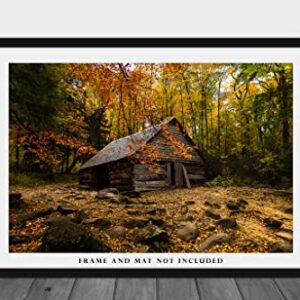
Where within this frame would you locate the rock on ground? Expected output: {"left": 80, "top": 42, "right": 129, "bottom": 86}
{"left": 57, "top": 204, "right": 78, "bottom": 215}
{"left": 226, "top": 201, "right": 240, "bottom": 211}
{"left": 199, "top": 233, "right": 231, "bottom": 251}
{"left": 269, "top": 241, "right": 292, "bottom": 252}
{"left": 9, "top": 191, "right": 23, "bottom": 208}
{"left": 176, "top": 222, "right": 199, "bottom": 242}
{"left": 106, "top": 226, "right": 126, "bottom": 238}
{"left": 96, "top": 189, "right": 119, "bottom": 201}
{"left": 42, "top": 217, "right": 110, "bottom": 252}
{"left": 123, "top": 217, "right": 149, "bottom": 228}
{"left": 121, "top": 191, "right": 141, "bottom": 198}
{"left": 135, "top": 225, "right": 169, "bottom": 244}
{"left": 32, "top": 192, "right": 53, "bottom": 202}
{"left": 275, "top": 231, "right": 293, "bottom": 242}
{"left": 216, "top": 218, "right": 237, "bottom": 229}
{"left": 205, "top": 209, "right": 221, "bottom": 220}
{"left": 82, "top": 218, "right": 112, "bottom": 227}
{"left": 263, "top": 218, "right": 283, "bottom": 228}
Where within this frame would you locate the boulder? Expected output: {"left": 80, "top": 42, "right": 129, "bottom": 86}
{"left": 283, "top": 207, "right": 293, "bottom": 214}
{"left": 121, "top": 191, "right": 141, "bottom": 198}
{"left": 206, "top": 224, "right": 217, "bottom": 232}
{"left": 80, "top": 203, "right": 100, "bottom": 213}
{"left": 100, "top": 188, "right": 119, "bottom": 195}
{"left": 96, "top": 189, "right": 119, "bottom": 201}
{"left": 205, "top": 209, "right": 221, "bottom": 220}
{"left": 32, "top": 192, "right": 53, "bottom": 202}
{"left": 176, "top": 223, "right": 199, "bottom": 242}
{"left": 226, "top": 201, "right": 240, "bottom": 211}
{"left": 9, "top": 233, "right": 43, "bottom": 244}
{"left": 18, "top": 207, "right": 54, "bottom": 226}
{"left": 149, "top": 217, "right": 165, "bottom": 227}
{"left": 184, "top": 200, "right": 196, "bottom": 205}
{"left": 57, "top": 204, "right": 78, "bottom": 215}
{"left": 9, "top": 191, "right": 22, "bottom": 208}
{"left": 237, "top": 198, "right": 248, "bottom": 206}
{"left": 204, "top": 200, "right": 212, "bottom": 207}
{"left": 216, "top": 218, "right": 237, "bottom": 229}
{"left": 146, "top": 208, "right": 167, "bottom": 215}
{"left": 135, "top": 225, "right": 169, "bottom": 243}
{"left": 269, "top": 241, "right": 292, "bottom": 253}
{"left": 122, "top": 217, "right": 149, "bottom": 228}
{"left": 120, "top": 196, "right": 137, "bottom": 204}
{"left": 199, "top": 233, "right": 231, "bottom": 251}
{"left": 275, "top": 231, "right": 293, "bottom": 242}
{"left": 41, "top": 217, "right": 110, "bottom": 252}
{"left": 82, "top": 218, "right": 112, "bottom": 227}
{"left": 263, "top": 218, "right": 283, "bottom": 228}
{"left": 126, "top": 209, "right": 140, "bottom": 216}
{"left": 204, "top": 200, "right": 221, "bottom": 209}
{"left": 106, "top": 226, "right": 126, "bottom": 238}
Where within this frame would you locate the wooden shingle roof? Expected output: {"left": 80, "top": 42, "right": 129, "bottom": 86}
{"left": 79, "top": 118, "right": 174, "bottom": 171}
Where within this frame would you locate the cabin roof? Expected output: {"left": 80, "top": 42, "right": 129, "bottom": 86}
{"left": 79, "top": 117, "right": 202, "bottom": 171}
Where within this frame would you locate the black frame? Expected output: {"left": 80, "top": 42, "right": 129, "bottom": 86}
{"left": 0, "top": 38, "right": 300, "bottom": 48}
{"left": 2, "top": 38, "right": 299, "bottom": 277}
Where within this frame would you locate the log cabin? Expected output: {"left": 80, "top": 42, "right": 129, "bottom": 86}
{"left": 78, "top": 117, "right": 206, "bottom": 192}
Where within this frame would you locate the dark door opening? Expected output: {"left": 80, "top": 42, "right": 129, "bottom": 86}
{"left": 93, "top": 165, "right": 109, "bottom": 189}
{"left": 170, "top": 162, "right": 176, "bottom": 186}
{"left": 167, "top": 162, "right": 184, "bottom": 187}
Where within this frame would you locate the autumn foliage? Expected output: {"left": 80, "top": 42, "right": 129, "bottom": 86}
{"left": 9, "top": 63, "right": 292, "bottom": 186}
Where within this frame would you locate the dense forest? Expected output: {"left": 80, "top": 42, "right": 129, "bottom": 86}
{"left": 9, "top": 63, "right": 293, "bottom": 187}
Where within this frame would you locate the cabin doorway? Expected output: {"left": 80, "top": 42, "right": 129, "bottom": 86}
{"left": 167, "top": 162, "right": 184, "bottom": 188}
{"left": 92, "top": 165, "right": 109, "bottom": 189}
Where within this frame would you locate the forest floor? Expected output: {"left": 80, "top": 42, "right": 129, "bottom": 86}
{"left": 9, "top": 182, "right": 293, "bottom": 253}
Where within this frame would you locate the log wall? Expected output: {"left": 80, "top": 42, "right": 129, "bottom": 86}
{"left": 133, "top": 163, "right": 168, "bottom": 192}
{"left": 108, "top": 159, "right": 134, "bottom": 191}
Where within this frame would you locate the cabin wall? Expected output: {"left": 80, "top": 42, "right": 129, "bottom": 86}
{"left": 108, "top": 159, "right": 134, "bottom": 191}
{"left": 146, "top": 123, "right": 204, "bottom": 164}
{"left": 79, "top": 120, "right": 206, "bottom": 192}
{"left": 79, "top": 164, "right": 110, "bottom": 189}
{"left": 132, "top": 121, "right": 206, "bottom": 191}
{"left": 79, "top": 169, "right": 94, "bottom": 188}
{"left": 133, "top": 163, "right": 168, "bottom": 192}
{"left": 133, "top": 161, "right": 205, "bottom": 192}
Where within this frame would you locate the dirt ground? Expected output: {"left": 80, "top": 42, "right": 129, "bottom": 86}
{"left": 9, "top": 183, "right": 293, "bottom": 253}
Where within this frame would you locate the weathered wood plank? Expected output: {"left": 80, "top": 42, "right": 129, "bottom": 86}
{"left": 109, "top": 172, "right": 132, "bottom": 180}
{"left": 111, "top": 185, "right": 133, "bottom": 191}
{"left": 134, "top": 180, "right": 167, "bottom": 188}
{"left": 182, "top": 165, "right": 191, "bottom": 188}
{"left": 274, "top": 278, "right": 300, "bottom": 300}
{"left": 235, "top": 278, "right": 285, "bottom": 300}
{"left": 166, "top": 163, "right": 172, "bottom": 186}
{"left": 188, "top": 174, "right": 206, "bottom": 180}
{"left": 175, "top": 162, "right": 184, "bottom": 187}
{"left": 115, "top": 278, "right": 156, "bottom": 300}
{"left": 25, "top": 278, "right": 76, "bottom": 300}
{"left": 185, "top": 165, "right": 205, "bottom": 173}
{"left": 158, "top": 278, "right": 199, "bottom": 300}
{"left": 196, "top": 278, "right": 242, "bottom": 300}
{"left": 109, "top": 161, "right": 133, "bottom": 171}
{"left": 134, "top": 173, "right": 164, "bottom": 181}
{"left": 110, "top": 179, "right": 132, "bottom": 186}
{"left": 0, "top": 278, "right": 35, "bottom": 300}
{"left": 69, "top": 278, "right": 115, "bottom": 300}
{"left": 134, "top": 164, "right": 166, "bottom": 176}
